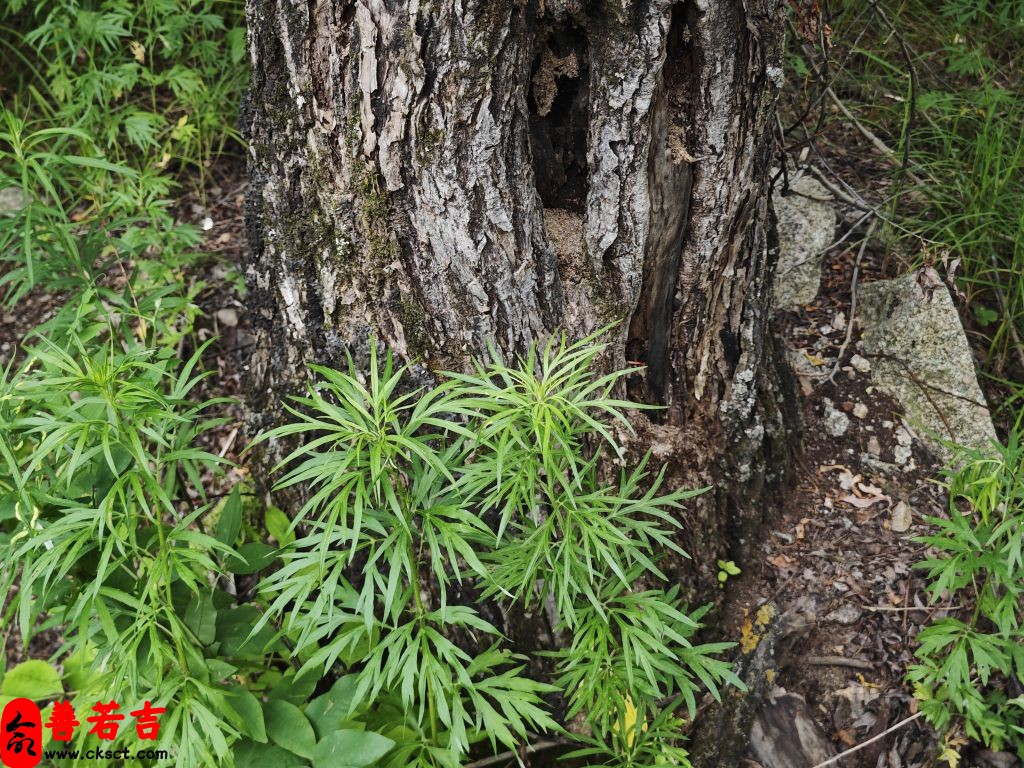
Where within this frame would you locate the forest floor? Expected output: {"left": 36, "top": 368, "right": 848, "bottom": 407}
{"left": 173, "top": 146, "right": 1011, "bottom": 768}
{"left": 713, "top": 119, "right": 1017, "bottom": 766}
{"left": 1, "top": 160, "right": 1002, "bottom": 768}
{"left": 721, "top": 223, "right": 948, "bottom": 768}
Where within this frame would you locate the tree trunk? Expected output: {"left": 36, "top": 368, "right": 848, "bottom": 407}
{"left": 243, "top": 0, "right": 793, "bottom": 597}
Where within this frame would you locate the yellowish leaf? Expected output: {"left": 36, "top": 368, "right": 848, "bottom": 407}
{"left": 611, "top": 696, "right": 647, "bottom": 748}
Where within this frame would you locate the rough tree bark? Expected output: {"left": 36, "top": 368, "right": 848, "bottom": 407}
{"left": 243, "top": 0, "right": 793, "bottom": 600}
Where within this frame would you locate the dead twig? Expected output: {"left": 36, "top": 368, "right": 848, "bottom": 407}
{"left": 823, "top": 86, "right": 927, "bottom": 187}
{"left": 808, "top": 710, "right": 924, "bottom": 768}
{"left": 803, "top": 150, "right": 941, "bottom": 245}
{"left": 859, "top": 604, "right": 960, "bottom": 613}
{"left": 803, "top": 655, "right": 875, "bottom": 671}
{"left": 861, "top": 352, "right": 961, "bottom": 442}
{"left": 866, "top": 0, "right": 920, "bottom": 173}
{"left": 826, "top": 220, "right": 877, "bottom": 384}
{"left": 462, "top": 740, "right": 568, "bottom": 768}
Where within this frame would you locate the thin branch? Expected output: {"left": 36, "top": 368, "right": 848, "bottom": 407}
{"left": 866, "top": 0, "right": 919, "bottom": 173}
{"left": 808, "top": 710, "right": 924, "bottom": 768}
{"left": 822, "top": 86, "right": 927, "bottom": 188}
{"left": 860, "top": 603, "right": 961, "bottom": 613}
{"left": 827, "top": 221, "right": 877, "bottom": 384}
{"left": 804, "top": 655, "right": 875, "bottom": 671}
{"left": 462, "top": 740, "right": 569, "bottom": 768}
{"left": 862, "top": 352, "right": 975, "bottom": 443}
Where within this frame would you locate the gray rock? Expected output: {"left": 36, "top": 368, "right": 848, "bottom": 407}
{"left": 772, "top": 174, "right": 836, "bottom": 309}
{"left": 858, "top": 269, "right": 998, "bottom": 461}
{"left": 823, "top": 398, "right": 850, "bottom": 437}
{"left": 850, "top": 354, "right": 871, "bottom": 373}
{"left": 216, "top": 307, "right": 239, "bottom": 327}
{"left": 890, "top": 501, "right": 912, "bottom": 532}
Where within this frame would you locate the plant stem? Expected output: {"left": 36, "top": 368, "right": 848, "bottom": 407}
{"left": 408, "top": 526, "right": 439, "bottom": 744}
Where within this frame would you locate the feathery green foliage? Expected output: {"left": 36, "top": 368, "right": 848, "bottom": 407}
{"left": 909, "top": 428, "right": 1024, "bottom": 757}
{"left": 254, "top": 334, "right": 737, "bottom": 768}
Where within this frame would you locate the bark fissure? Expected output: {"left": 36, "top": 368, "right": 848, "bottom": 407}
{"left": 245, "top": 0, "right": 792, "bottom": 602}
{"left": 626, "top": 0, "right": 696, "bottom": 406}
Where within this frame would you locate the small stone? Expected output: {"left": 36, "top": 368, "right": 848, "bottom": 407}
{"left": 825, "top": 604, "right": 861, "bottom": 624}
{"left": 890, "top": 501, "right": 912, "bottom": 532}
{"left": 894, "top": 444, "right": 913, "bottom": 466}
{"left": 852, "top": 403, "right": 868, "bottom": 419}
{"left": 882, "top": 420, "right": 894, "bottom": 429}
{"left": 216, "top": 308, "right": 239, "bottom": 327}
{"left": 867, "top": 436, "right": 881, "bottom": 455}
{"left": 819, "top": 325, "right": 833, "bottom": 335}
{"left": 832, "top": 311, "right": 846, "bottom": 331}
{"left": 823, "top": 399, "right": 850, "bottom": 437}
{"left": 850, "top": 354, "right": 871, "bottom": 373}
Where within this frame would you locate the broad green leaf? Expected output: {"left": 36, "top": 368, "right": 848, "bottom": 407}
{"left": 313, "top": 729, "right": 395, "bottom": 768}
{"left": 185, "top": 592, "right": 217, "bottom": 646}
{"left": 269, "top": 668, "right": 318, "bottom": 705}
{"left": 1, "top": 660, "right": 63, "bottom": 698}
{"left": 233, "top": 738, "right": 307, "bottom": 767}
{"left": 215, "top": 486, "right": 242, "bottom": 545}
{"left": 226, "top": 542, "right": 278, "bottom": 574}
{"left": 216, "top": 606, "right": 278, "bottom": 657}
{"left": 224, "top": 687, "right": 267, "bottom": 743}
{"left": 264, "top": 699, "right": 316, "bottom": 759}
{"left": 266, "top": 505, "right": 295, "bottom": 547}
{"left": 62, "top": 647, "right": 100, "bottom": 692}
{"left": 306, "top": 675, "right": 360, "bottom": 738}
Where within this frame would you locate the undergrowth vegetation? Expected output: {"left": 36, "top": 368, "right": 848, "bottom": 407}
{"left": 2, "top": 0, "right": 1023, "bottom": 764}
{"left": 820, "top": 0, "right": 1024, "bottom": 392}
{"left": 788, "top": 0, "right": 1024, "bottom": 758}
{"left": 0, "top": 0, "right": 253, "bottom": 764}
{"left": 909, "top": 430, "right": 1024, "bottom": 757}
{"left": 0, "top": 4, "right": 739, "bottom": 762}
{"left": 249, "top": 337, "right": 736, "bottom": 767}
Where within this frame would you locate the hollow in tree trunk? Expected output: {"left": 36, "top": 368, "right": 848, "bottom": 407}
{"left": 243, "top": 0, "right": 794, "bottom": 609}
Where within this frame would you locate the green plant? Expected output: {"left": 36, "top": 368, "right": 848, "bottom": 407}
{"left": 908, "top": 428, "right": 1024, "bottom": 757}
{"left": 716, "top": 559, "right": 741, "bottom": 586}
{"left": 0, "top": 3, "right": 259, "bottom": 766}
{"left": 254, "top": 334, "right": 741, "bottom": 767}
{"left": 0, "top": 329, "right": 244, "bottom": 763}
{"left": 565, "top": 696, "right": 693, "bottom": 767}
{"left": 1, "top": 0, "right": 247, "bottom": 181}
